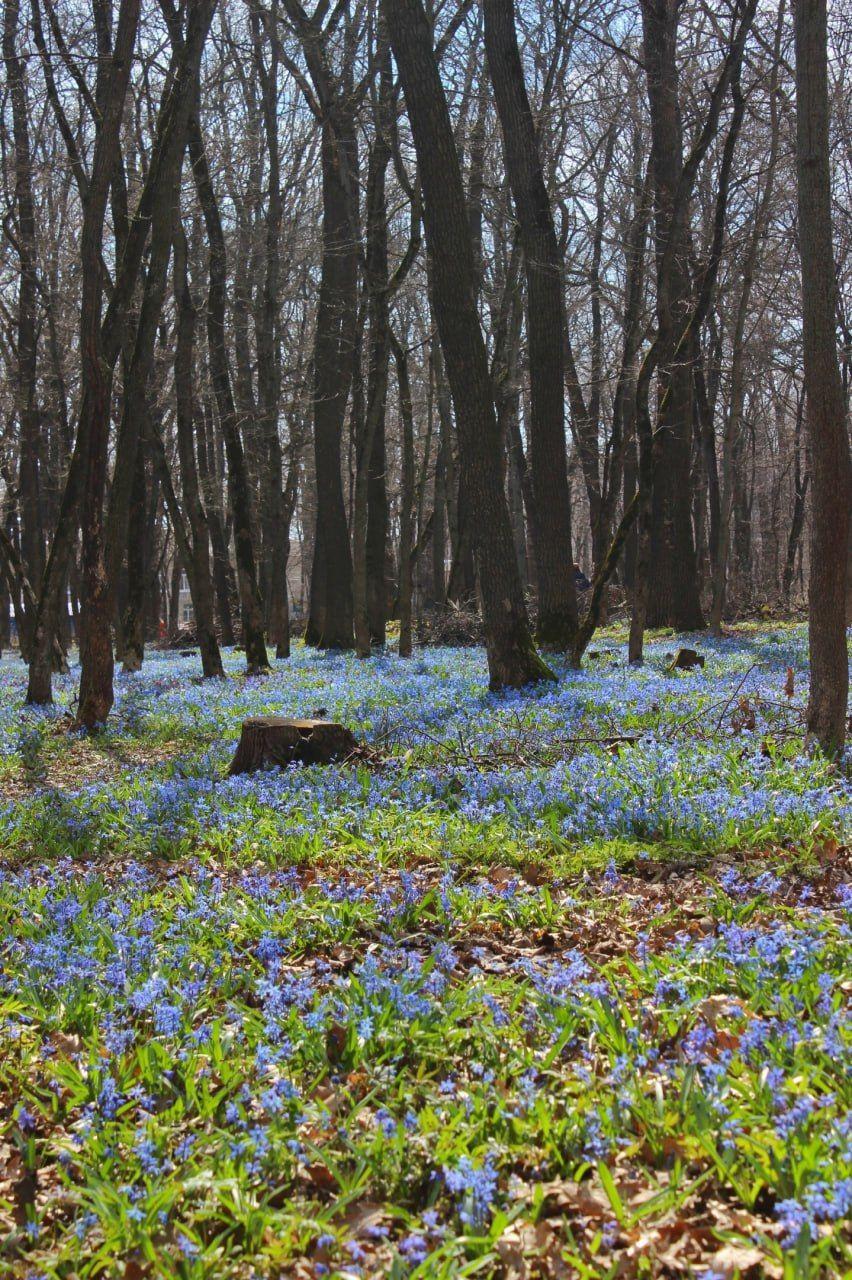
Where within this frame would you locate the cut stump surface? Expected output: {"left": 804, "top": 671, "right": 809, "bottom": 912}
{"left": 229, "top": 717, "right": 358, "bottom": 775}
{"left": 670, "top": 648, "right": 705, "bottom": 671}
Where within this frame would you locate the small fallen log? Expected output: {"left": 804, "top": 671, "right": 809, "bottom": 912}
{"left": 229, "top": 717, "right": 358, "bottom": 775}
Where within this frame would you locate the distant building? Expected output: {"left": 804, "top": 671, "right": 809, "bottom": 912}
{"left": 177, "top": 542, "right": 306, "bottom": 632}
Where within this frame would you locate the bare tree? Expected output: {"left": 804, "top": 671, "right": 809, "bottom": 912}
{"left": 383, "top": 0, "right": 554, "bottom": 689}
{"left": 484, "top": 0, "right": 578, "bottom": 652}
{"left": 793, "top": 0, "right": 850, "bottom": 754}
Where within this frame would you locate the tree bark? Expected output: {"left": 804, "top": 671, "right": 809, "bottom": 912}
{"left": 75, "top": 0, "right": 142, "bottom": 730}
{"left": 120, "top": 433, "right": 148, "bottom": 672}
{"left": 3, "top": 0, "right": 44, "bottom": 650}
{"left": 392, "top": 331, "right": 415, "bottom": 658}
{"left": 197, "top": 391, "right": 236, "bottom": 646}
{"left": 303, "top": 115, "right": 359, "bottom": 649}
{"left": 793, "top": 0, "right": 850, "bottom": 754}
{"left": 384, "top": 0, "right": 553, "bottom": 689}
{"left": 188, "top": 98, "right": 269, "bottom": 674}
{"left": 484, "top": 0, "right": 578, "bottom": 650}
{"left": 230, "top": 717, "right": 357, "bottom": 774}
{"left": 252, "top": 2, "right": 291, "bottom": 658}
{"left": 640, "top": 0, "right": 704, "bottom": 631}
{"left": 173, "top": 222, "right": 224, "bottom": 678}
{"left": 354, "top": 50, "right": 393, "bottom": 657}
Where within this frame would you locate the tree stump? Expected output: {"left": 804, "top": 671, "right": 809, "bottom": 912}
{"left": 228, "top": 717, "right": 358, "bottom": 775}
{"left": 670, "top": 648, "right": 705, "bottom": 671}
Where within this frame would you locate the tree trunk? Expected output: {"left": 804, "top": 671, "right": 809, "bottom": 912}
{"left": 484, "top": 0, "right": 578, "bottom": 650}
{"left": 640, "top": 0, "right": 704, "bottom": 631}
{"left": 354, "top": 58, "right": 393, "bottom": 657}
{"left": 173, "top": 222, "right": 224, "bottom": 679}
{"left": 628, "top": 345, "right": 660, "bottom": 664}
{"left": 188, "top": 99, "right": 269, "bottom": 674}
{"left": 710, "top": 20, "right": 781, "bottom": 631}
{"left": 252, "top": 3, "right": 290, "bottom": 659}
{"left": 3, "top": 0, "right": 43, "bottom": 650}
{"left": 783, "top": 392, "right": 810, "bottom": 606}
{"left": 75, "top": 0, "right": 142, "bottom": 730}
{"left": 229, "top": 717, "right": 357, "bottom": 774}
{"left": 793, "top": 0, "right": 850, "bottom": 754}
{"left": 305, "top": 115, "right": 358, "bottom": 649}
{"left": 197, "top": 393, "right": 236, "bottom": 646}
{"left": 120, "top": 434, "right": 148, "bottom": 672}
{"left": 384, "top": 0, "right": 553, "bottom": 689}
{"left": 392, "top": 332, "right": 415, "bottom": 658}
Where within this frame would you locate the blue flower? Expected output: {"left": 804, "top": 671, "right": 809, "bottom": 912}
{"left": 443, "top": 1154, "right": 498, "bottom": 1228}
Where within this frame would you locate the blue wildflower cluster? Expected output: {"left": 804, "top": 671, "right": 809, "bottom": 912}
{"left": 0, "top": 624, "right": 849, "bottom": 1277}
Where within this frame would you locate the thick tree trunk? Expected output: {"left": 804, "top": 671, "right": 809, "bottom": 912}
{"left": 641, "top": 0, "right": 704, "bottom": 631}
{"left": 484, "top": 0, "right": 578, "bottom": 650}
{"left": 793, "top": 0, "right": 850, "bottom": 754}
{"left": 230, "top": 717, "right": 357, "bottom": 774}
{"left": 3, "top": 0, "right": 43, "bottom": 650}
{"left": 384, "top": 0, "right": 552, "bottom": 689}
{"left": 305, "top": 117, "right": 358, "bottom": 649}
{"left": 75, "top": 0, "right": 142, "bottom": 730}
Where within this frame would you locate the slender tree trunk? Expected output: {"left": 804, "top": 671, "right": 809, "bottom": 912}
{"left": 432, "top": 409, "right": 448, "bottom": 603}
{"left": 628, "top": 345, "right": 660, "bottom": 665}
{"left": 710, "top": 22, "right": 781, "bottom": 631}
{"left": 384, "top": 0, "right": 552, "bottom": 689}
{"left": 783, "top": 392, "right": 810, "bottom": 606}
{"left": 188, "top": 100, "right": 269, "bottom": 674}
{"left": 608, "top": 142, "right": 649, "bottom": 600}
{"left": 392, "top": 332, "right": 415, "bottom": 657}
{"left": 120, "top": 435, "right": 148, "bottom": 671}
{"left": 173, "top": 223, "right": 224, "bottom": 678}
{"left": 354, "top": 57, "right": 393, "bottom": 657}
{"left": 252, "top": 2, "right": 290, "bottom": 658}
{"left": 793, "top": 0, "right": 850, "bottom": 754}
{"left": 197, "top": 393, "right": 236, "bottom": 646}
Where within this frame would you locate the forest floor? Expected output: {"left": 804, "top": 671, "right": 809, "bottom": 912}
{"left": 0, "top": 623, "right": 849, "bottom": 1279}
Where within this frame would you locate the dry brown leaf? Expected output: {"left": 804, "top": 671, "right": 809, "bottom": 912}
{"left": 709, "top": 1242, "right": 767, "bottom": 1276}
{"left": 124, "top": 1261, "right": 153, "bottom": 1280}
{"left": 50, "top": 1030, "right": 83, "bottom": 1057}
{"left": 341, "top": 1199, "right": 389, "bottom": 1236}
{"left": 696, "top": 994, "right": 746, "bottom": 1027}
{"left": 536, "top": 1177, "right": 612, "bottom": 1220}
{"left": 305, "top": 1162, "right": 337, "bottom": 1193}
